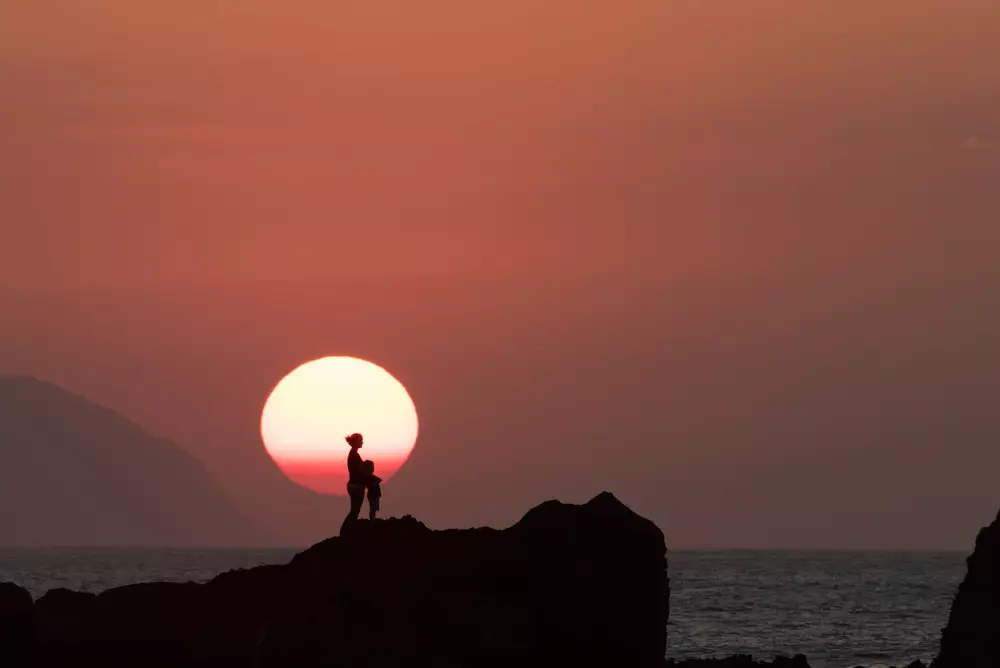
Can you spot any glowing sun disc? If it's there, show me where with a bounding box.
[260,356,419,495]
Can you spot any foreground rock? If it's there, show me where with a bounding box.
[26,492,667,668]
[933,509,1000,668]
[0,583,32,666]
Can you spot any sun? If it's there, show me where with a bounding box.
[260,356,419,495]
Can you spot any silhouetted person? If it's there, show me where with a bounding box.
[340,433,366,535]
[364,460,382,520]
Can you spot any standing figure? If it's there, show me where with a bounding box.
[340,433,366,536]
[364,460,382,520]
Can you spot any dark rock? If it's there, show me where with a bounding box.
[0,582,33,668]
[33,589,97,665]
[933,509,1000,668]
[29,493,667,668]
[774,655,810,668]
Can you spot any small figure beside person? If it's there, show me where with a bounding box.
[340,432,383,535]
[364,459,382,520]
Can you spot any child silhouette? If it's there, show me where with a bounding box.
[364,460,382,520]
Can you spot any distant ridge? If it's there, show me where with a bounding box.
[0,376,261,546]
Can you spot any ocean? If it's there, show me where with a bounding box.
[668,551,965,668]
[0,548,966,668]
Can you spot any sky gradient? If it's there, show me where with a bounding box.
[1,1,998,548]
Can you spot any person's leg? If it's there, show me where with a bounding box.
[351,488,364,519]
[340,487,364,535]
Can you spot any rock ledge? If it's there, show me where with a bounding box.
[7,492,668,668]
[933,509,1000,668]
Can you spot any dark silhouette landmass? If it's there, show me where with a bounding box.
[0,442,995,668]
[4,493,668,668]
[933,508,1000,668]
[0,376,260,546]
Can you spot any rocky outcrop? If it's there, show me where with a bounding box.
[24,492,668,668]
[32,589,97,666]
[933,509,1000,668]
[0,583,33,666]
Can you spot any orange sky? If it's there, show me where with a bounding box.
[1,1,998,548]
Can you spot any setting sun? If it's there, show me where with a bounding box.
[260,356,419,495]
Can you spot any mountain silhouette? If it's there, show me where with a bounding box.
[0,376,260,546]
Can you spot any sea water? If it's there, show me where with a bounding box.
[668,551,965,668]
[0,548,966,668]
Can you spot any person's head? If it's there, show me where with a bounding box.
[345,433,363,449]
[364,460,375,474]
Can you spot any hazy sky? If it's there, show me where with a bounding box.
[1,1,998,549]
